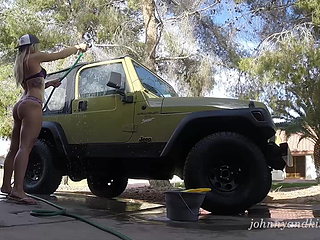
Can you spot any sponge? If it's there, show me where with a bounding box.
[183,188,211,193]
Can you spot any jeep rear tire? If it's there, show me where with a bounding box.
[184,132,271,214]
[87,175,128,198]
[24,140,63,194]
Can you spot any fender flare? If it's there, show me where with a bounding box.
[160,108,275,157]
[39,121,70,160]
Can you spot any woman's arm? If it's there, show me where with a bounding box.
[33,44,87,63]
[45,78,61,89]
[38,47,78,62]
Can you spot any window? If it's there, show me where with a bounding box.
[79,63,126,98]
[44,70,68,111]
[133,63,178,98]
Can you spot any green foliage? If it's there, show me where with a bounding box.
[0,0,143,58]
[185,57,215,97]
[0,7,42,55]
[0,1,71,58]
[297,0,320,25]
[271,182,318,190]
[0,64,21,138]
[127,0,141,10]
[0,0,255,137]
[240,31,320,143]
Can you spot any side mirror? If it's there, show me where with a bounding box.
[107,72,122,89]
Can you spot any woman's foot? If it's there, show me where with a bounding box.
[0,186,12,195]
[7,189,37,205]
[7,194,37,205]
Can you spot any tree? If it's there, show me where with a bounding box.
[0,0,253,187]
[239,23,320,181]
[227,1,320,181]
[297,0,320,25]
[155,0,240,96]
[0,64,21,138]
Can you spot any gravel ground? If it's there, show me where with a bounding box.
[121,185,320,205]
[57,182,320,205]
[266,185,320,204]
[0,169,317,205]
[57,184,169,204]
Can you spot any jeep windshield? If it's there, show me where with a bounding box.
[133,62,178,97]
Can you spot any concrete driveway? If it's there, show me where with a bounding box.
[2,191,320,240]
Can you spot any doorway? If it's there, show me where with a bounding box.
[285,156,306,178]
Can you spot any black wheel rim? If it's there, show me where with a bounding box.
[208,164,243,192]
[25,156,43,186]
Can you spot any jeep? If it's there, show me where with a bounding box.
[24,56,290,214]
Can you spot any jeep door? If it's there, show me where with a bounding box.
[70,60,134,143]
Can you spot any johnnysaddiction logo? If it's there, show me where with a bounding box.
[248,218,320,230]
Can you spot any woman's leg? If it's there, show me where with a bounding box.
[1,103,21,194]
[10,101,42,199]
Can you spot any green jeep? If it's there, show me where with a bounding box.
[24,56,290,214]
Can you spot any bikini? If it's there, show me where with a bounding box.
[25,67,47,81]
[21,67,47,105]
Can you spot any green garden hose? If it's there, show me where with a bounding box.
[29,194,133,240]
[0,192,132,240]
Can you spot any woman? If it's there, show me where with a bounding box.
[0,34,87,204]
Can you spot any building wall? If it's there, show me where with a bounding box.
[273,131,316,180]
[272,154,317,180]
[0,138,10,156]
[272,170,285,180]
[305,155,317,180]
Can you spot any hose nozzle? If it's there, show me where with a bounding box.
[83,32,93,48]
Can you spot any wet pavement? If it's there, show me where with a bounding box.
[2,191,320,240]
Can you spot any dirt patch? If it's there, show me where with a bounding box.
[57,181,320,205]
[120,185,320,205]
[120,186,167,204]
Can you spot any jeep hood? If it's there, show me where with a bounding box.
[160,97,266,113]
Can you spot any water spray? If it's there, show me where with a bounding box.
[83,32,94,48]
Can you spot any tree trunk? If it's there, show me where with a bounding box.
[314,139,320,183]
[63,176,69,185]
[141,0,171,190]
[141,0,158,71]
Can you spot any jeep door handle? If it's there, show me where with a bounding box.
[78,100,88,111]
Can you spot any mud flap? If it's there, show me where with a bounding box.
[265,142,290,170]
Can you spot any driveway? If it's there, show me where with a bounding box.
[1,191,320,240]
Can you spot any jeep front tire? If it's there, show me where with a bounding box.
[184,132,271,214]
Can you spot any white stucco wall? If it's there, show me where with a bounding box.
[0,138,10,154]
[271,170,285,180]
[0,138,10,165]
[305,154,317,180]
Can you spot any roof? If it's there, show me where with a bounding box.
[276,130,314,155]
[47,55,132,76]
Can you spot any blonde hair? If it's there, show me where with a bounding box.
[14,43,39,87]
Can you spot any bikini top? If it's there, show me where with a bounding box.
[24,67,47,81]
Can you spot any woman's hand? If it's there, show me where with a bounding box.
[75,43,88,53]
[45,79,61,88]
